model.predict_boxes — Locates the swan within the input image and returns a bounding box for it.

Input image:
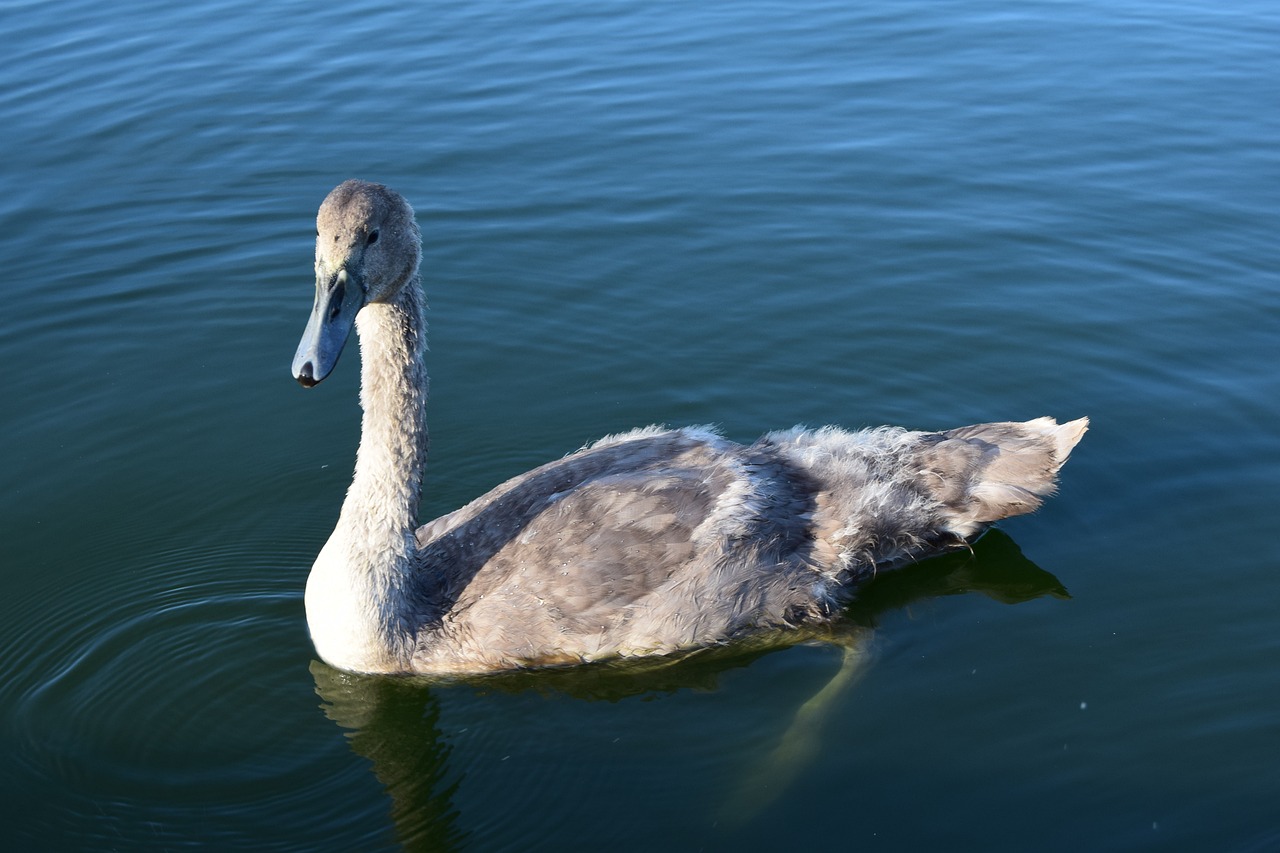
[292,179,1087,675]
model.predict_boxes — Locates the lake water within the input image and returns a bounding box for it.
[3,0,1278,849]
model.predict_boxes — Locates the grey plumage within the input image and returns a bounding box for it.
[292,180,1088,675]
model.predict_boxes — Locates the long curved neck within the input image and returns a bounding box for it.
[307,278,427,673]
[343,279,428,546]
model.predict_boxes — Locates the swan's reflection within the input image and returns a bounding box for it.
[311,530,1067,850]
[311,663,466,850]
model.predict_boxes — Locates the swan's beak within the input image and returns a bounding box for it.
[292,268,366,387]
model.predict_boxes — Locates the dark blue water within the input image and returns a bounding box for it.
[3,0,1278,849]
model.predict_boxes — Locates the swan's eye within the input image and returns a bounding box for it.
[366,230,379,246]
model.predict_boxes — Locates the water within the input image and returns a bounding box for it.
[3,0,1277,849]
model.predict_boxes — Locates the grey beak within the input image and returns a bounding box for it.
[293,268,366,387]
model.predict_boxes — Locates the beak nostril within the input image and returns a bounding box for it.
[329,282,346,321]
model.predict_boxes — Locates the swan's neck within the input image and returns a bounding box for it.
[306,280,427,673]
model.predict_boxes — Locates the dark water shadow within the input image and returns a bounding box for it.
[311,665,467,851]
[310,529,1066,851]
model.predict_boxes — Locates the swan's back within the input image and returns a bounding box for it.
[406,418,1086,673]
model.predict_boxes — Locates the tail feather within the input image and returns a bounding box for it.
[760,416,1086,574]
[926,416,1088,537]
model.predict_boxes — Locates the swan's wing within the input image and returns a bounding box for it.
[414,508,464,549]
[413,426,732,552]
[413,430,736,608]
[406,428,824,669]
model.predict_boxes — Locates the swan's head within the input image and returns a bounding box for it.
[292,180,421,387]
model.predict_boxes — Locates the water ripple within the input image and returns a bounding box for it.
[4,538,350,847]
[3,0,1279,847]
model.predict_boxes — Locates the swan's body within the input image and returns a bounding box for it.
[293,180,1087,675]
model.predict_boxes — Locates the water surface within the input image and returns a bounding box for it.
[3,0,1278,849]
